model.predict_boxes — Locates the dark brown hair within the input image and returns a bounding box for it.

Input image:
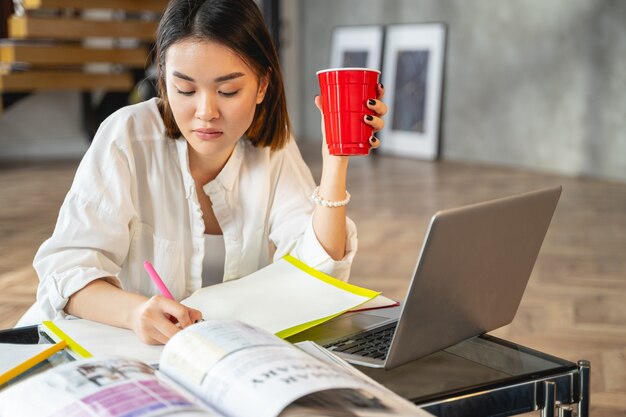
[155,0,291,150]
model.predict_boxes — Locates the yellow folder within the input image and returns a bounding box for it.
[0,340,67,386]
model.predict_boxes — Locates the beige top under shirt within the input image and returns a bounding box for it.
[202,234,225,287]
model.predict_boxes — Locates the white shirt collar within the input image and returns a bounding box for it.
[175,137,246,196]
[213,138,245,191]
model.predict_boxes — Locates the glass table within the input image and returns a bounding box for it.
[355,334,589,417]
[0,326,589,417]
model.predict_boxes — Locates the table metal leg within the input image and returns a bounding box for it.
[557,404,574,417]
[541,380,556,417]
[577,360,590,417]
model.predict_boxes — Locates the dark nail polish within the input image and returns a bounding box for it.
[370,137,378,143]
[365,115,374,121]
[378,83,384,89]
[368,99,376,106]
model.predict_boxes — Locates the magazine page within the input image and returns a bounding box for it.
[293,341,434,416]
[281,389,426,417]
[158,319,281,391]
[160,320,429,417]
[0,357,221,417]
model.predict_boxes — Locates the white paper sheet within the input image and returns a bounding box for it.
[181,257,375,336]
[42,319,164,365]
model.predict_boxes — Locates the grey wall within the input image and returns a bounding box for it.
[0,92,88,160]
[296,0,626,182]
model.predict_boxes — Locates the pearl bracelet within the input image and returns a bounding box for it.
[310,186,351,208]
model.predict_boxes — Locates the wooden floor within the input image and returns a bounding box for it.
[1,141,625,415]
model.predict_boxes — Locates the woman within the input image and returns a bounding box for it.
[31,0,386,344]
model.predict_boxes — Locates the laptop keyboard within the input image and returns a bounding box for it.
[323,323,397,360]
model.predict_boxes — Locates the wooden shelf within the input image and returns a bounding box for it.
[22,0,168,12]
[9,16,158,40]
[0,3,158,113]
[0,43,148,66]
[0,70,134,92]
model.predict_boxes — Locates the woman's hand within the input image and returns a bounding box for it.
[314,83,387,159]
[364,83,387,151]
[130,296,203,345]
[65,279,203,345]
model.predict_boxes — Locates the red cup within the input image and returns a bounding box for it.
[317,68,380,156]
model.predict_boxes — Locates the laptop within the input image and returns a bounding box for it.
[287,186,562,369]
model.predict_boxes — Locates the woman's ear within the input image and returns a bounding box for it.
[256,70,271,104]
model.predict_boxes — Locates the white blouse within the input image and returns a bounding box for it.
[34,98,358,320]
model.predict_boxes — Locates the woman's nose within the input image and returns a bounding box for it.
[195,94,219,121]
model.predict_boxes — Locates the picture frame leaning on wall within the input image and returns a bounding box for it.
[379,23,446,160]
[329,25,384,70]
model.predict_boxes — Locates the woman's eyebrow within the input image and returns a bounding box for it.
[213,72,245,83]
[171,71,245,83]
[172,71,195,82]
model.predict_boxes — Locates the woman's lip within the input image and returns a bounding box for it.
[194,128,222,134]
[193,129,223,140]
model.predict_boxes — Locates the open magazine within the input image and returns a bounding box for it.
[0,320,432,417]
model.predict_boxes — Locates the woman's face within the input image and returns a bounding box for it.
[165,39,268,159]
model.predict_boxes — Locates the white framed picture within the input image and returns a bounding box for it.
[329,25,384,70]
[379,23,446,160]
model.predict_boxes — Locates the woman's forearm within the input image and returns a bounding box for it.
[64,279,147,329]
[312,157,349,260]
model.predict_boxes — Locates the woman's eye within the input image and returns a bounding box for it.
[219,90,239,97]
[176,89,194,96]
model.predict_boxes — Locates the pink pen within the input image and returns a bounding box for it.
[143,260,174,300]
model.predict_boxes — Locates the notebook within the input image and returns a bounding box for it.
[288,186,562,369]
